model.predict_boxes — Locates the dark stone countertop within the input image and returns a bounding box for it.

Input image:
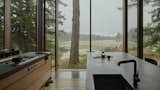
[86,52,160,90]
[0,52,51,80]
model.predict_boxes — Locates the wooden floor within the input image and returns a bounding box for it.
[42,69,86,90]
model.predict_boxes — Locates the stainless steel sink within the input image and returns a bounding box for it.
[93,74,134,90]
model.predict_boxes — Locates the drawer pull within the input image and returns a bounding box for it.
[27,68,30,71]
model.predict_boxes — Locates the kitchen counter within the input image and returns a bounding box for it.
[0,52,51,80]
[86,52,160,90]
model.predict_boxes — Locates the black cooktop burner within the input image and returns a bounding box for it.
[11,57,23,64]
[0,55,35,66]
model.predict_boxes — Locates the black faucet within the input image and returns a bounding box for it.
[101,52,106,58]
[118,60,140,88]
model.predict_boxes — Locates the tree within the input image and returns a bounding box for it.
[9,0,65,53]
[45,0,65,49]
[143,0,160,47]
[69,0,80,65]
[0,0,4,49]
[45,0,56,52]
[10,0,37,52]
[128,0,160,47]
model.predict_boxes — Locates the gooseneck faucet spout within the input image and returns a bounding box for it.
[118,60,140,88]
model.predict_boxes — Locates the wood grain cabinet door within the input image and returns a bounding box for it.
[5,60,46,90]
[1,56,52,90]
[27,58,52,90]
[0,66,29,90]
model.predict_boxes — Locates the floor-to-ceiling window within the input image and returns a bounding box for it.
[92,0,123,52]
[0,0,4,49]
[10,0,37,52]
[143,0,160,63]
[128,0,137,56]
[45,0,55,65]
[79,0,90,68]
[57,0,72,68]
[56,0,89,69]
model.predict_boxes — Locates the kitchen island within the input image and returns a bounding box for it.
[0,52,52,90]
[86,52,160,90]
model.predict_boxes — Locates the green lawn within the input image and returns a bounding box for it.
[60,40,120,51]
[58,55,87,69]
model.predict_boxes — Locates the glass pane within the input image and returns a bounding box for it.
[45,0,55,65]
[128,0,137,56]
[10,0,37,52]
[92,0,123,52]
[58,0,89,69]
[143,0,160,63]
[58,0,71,69]
[0,0,4,49]
[79,0,90,69]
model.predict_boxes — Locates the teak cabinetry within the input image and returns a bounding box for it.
[0,56,52,90]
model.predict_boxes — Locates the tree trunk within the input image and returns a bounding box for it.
[4,0,11,49]
[69,0,80,65]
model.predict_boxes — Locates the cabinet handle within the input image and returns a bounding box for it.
[27,62,42,72]
[27,68,30,71]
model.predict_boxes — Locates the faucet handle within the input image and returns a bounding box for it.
[135,76,140,82]
[134,74,140,88]
[134,73,138,77]
[134,74,140,82]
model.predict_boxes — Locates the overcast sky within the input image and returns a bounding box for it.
[59,0,152,36]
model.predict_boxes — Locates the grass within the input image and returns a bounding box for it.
[92,40,119,51]
[60,40,120,51]
[128,41,137,56]
[58,55,87,69]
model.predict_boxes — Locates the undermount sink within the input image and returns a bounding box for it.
[93,74,134,90]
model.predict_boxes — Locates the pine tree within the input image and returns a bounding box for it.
[11,0,37,52]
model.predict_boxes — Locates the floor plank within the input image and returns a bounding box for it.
[42,69,86,90]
